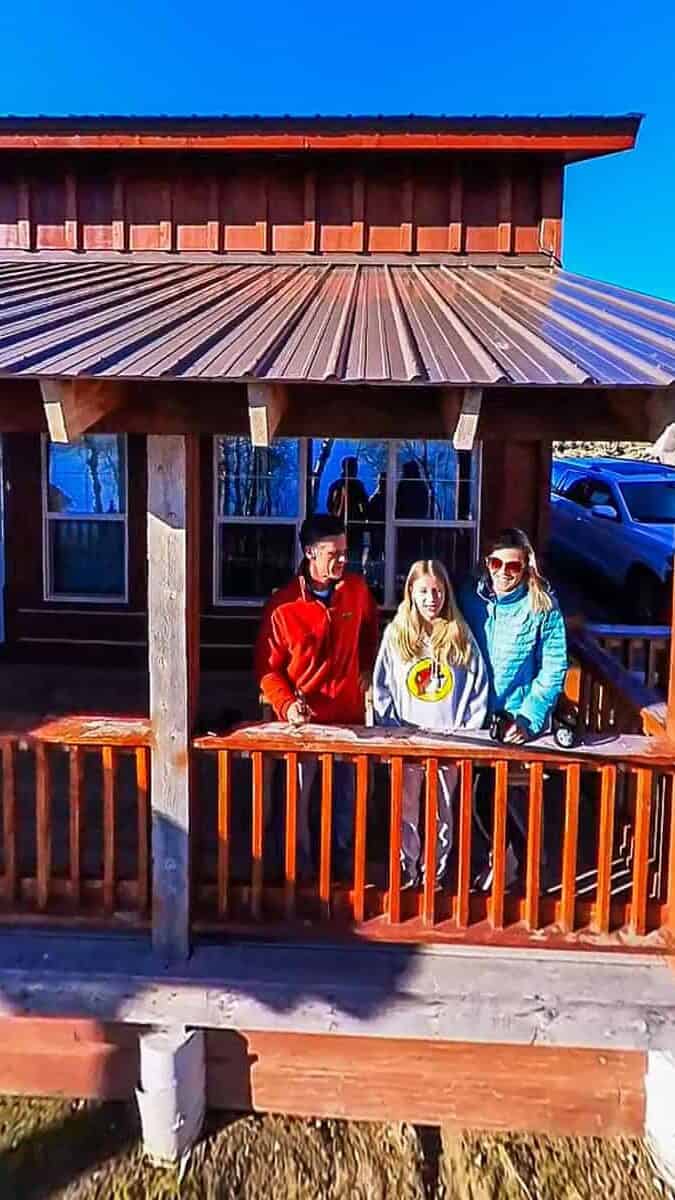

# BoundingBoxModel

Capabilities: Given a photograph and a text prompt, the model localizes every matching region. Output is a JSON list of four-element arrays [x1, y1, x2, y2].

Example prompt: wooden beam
[[0, 1018, 646, 1135], [40, 378, 127, 443], [147, 434, 200, 962], [452, 387, 482, 450], [247, 383, 288, 447]]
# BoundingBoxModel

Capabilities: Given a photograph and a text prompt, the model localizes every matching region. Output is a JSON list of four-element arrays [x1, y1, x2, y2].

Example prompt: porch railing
[[569, 629, 667, 735], [0, 716, 151, 924], [585, 623, 671, 693], [192, 724, 675, 949]]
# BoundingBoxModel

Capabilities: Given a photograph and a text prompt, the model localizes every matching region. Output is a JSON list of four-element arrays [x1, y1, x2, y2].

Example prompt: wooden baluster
[[388, 757, 403, 925], [593, 764, 616, 934], [598, 682, 610, 732], [284, 751, 298, 920], [456, 759, 473, 930], [647, 640, 659, 690], [2, 742, 17, 905], [251, 750, 264, 920], [560, 763, 580, 934], [319, 753, 333, 919], [102, 746, 116, 916], [217, 749, 231, 920], [524, 761, 543, 931], [580, 669, 593, 732], [353, 755, 368, 923], [489, 760, 508, 930], [68, 747, 84, 911], [665, 774, 675, 935], [630, 767, 653, 936], [422, 757, 438, 926], [136, 747, 150, 918], [35, 743, 51, 912]]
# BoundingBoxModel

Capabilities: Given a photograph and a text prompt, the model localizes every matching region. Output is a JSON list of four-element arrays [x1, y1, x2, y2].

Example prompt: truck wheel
[[627, 568, 666, 624]]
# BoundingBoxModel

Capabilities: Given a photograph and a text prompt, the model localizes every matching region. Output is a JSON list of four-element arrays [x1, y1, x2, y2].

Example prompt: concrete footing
[[136, 1027, 205, 1164]]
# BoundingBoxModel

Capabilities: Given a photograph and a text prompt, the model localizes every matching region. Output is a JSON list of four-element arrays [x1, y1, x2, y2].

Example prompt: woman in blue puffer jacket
[[459, 527, 568, 887]]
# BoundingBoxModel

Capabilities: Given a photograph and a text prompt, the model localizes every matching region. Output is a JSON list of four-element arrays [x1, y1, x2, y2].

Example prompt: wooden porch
[[0, 622, 672, 953]]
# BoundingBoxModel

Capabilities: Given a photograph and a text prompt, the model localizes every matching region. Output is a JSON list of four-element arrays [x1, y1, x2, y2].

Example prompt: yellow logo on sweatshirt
[[406, 657, 454, 702]]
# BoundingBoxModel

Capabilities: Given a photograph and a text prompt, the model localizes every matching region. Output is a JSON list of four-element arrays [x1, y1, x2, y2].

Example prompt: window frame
[[212, 435, 482, 608], [41, 433, 129, 604], [212, 436, 308, 608]]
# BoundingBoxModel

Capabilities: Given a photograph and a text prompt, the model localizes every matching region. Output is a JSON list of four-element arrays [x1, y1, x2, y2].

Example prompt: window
[[214, 435, 481, 606], [564, 477, 592, 506], [586, 482, 618, 513], [42, 434, 128, 601], [214, 437, 303, 601], [620, 481, 675, 524]]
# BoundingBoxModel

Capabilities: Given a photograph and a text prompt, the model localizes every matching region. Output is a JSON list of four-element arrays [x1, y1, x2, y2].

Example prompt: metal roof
[[0, 257, 673, 387]]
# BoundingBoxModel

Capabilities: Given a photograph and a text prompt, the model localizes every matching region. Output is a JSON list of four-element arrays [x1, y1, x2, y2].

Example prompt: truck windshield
[[620, 481, 675, 524]]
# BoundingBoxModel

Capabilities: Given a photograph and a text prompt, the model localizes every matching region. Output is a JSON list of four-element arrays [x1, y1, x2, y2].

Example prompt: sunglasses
[[486, 555, 525, 578]]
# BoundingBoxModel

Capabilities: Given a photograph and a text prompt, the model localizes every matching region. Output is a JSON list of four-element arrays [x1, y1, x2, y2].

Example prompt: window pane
[[307, 438, 387, 588], [216, 437, 300, 518], [48, 435, 126, 515], [395, 441, 477, 521], [620, 481, 675, 524], [50, 520, 125, 597], [395, 526, 475, 599], [219, 523, 296, 599]]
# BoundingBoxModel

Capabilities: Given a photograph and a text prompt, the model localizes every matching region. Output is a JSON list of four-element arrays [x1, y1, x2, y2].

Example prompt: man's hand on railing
[[286, 698, 313, 725]]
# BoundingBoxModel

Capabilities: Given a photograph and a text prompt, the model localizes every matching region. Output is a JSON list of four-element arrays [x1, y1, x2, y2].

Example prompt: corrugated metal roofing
[[0, 257, 673, 387]]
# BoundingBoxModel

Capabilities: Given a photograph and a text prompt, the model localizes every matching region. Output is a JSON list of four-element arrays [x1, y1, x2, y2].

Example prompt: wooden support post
[[247, 383, 288, 448], [40, 378, 127, 443], [452, 388, 482, 451], [147, 434, 200, 961]]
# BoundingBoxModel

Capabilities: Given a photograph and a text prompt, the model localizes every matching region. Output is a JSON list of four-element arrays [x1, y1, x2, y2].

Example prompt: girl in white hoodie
[[373, 560, 488, 888]]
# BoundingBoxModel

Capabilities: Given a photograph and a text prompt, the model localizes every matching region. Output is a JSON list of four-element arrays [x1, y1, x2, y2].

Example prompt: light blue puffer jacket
[[459, 577, 568, 737]]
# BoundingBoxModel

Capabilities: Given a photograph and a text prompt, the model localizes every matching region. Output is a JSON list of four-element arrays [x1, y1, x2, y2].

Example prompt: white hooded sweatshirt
[[373, 625, 489, 733]]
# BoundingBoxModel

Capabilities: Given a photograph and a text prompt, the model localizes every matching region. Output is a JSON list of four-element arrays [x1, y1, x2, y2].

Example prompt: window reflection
[[308, 438, 388, 601], [48, 435, 126, 516], [395, 441, 476, 521], [217, 437, 300, 518]]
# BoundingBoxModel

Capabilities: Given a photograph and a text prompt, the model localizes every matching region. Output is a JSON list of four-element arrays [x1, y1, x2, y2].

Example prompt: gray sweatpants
[[402, 762, 457, 878]]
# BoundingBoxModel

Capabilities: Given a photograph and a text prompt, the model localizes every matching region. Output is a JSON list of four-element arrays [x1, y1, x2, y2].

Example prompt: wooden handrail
[[195, 720, 673, 767], [569, 630, 667, 736]]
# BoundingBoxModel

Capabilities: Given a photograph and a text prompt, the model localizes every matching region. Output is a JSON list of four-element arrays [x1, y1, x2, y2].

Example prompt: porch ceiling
[[0, 256, 673, 387]]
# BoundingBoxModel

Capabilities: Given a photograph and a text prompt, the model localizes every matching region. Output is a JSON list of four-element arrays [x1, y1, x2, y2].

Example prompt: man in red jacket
[[255, 513, 379, 878]]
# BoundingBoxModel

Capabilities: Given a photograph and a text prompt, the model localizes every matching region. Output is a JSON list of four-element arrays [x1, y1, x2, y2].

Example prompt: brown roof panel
[[0, 257, 673, 387]]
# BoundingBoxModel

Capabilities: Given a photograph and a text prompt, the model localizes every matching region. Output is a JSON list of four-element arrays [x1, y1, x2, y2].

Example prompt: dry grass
[[438, 1131, 669, 1200], [0, 1095, 671, 1200]]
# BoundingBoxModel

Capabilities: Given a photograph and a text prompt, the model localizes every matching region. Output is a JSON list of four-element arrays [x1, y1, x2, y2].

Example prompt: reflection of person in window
[[326, 456, 369, 563], [367, 471, 387, 557], [395, 459, 430, 519]]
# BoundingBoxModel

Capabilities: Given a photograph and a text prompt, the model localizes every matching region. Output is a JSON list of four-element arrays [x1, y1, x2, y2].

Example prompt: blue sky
[[1, 1, 673, 299]]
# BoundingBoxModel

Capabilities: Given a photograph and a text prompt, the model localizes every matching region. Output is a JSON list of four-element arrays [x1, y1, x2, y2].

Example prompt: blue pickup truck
[[550, 456, 675, 621]]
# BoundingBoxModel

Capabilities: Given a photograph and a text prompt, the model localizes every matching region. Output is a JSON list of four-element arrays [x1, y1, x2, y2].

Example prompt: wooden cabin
[[0, 114, 674, 1140]]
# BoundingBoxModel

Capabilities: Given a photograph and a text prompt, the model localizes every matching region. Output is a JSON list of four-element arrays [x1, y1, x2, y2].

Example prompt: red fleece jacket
[[255, 571, 379, 724]]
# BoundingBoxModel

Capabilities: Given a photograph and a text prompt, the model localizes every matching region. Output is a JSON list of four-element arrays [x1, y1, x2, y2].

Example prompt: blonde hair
[[389, 560, 472, 667], [485, 528, 553, 615]]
